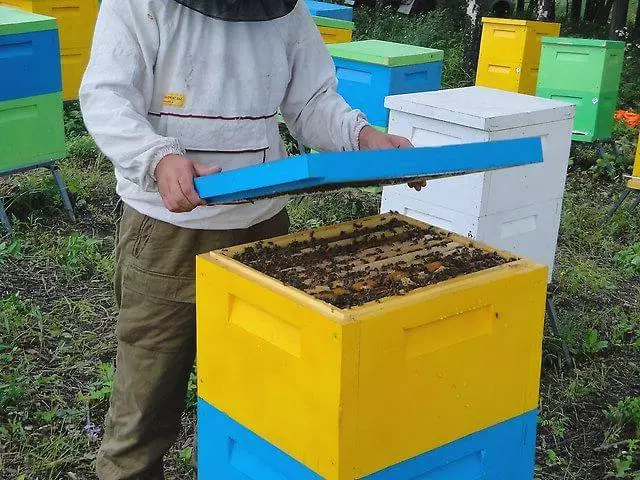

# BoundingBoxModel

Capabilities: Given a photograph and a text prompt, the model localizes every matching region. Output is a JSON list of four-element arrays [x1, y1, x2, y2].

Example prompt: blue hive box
[[0, 7, 62, 102], [305, 0, 353, 21], [198, 399, 537, 480], [194, 137, 543, 204], [328, 40, 444, 128]]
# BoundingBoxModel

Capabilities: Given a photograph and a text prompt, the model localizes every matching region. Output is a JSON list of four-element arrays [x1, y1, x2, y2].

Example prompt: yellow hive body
[[628, 134, 640, 190], [1, 0, 98, 100], [60, 47, 90, 101], [196, 214, 548, 479], [476, 17, 560, 94], [318, 25, 353, 44]]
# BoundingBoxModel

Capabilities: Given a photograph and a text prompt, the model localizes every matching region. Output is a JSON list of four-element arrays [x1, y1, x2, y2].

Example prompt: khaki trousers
[[96, 205, 289, 480]]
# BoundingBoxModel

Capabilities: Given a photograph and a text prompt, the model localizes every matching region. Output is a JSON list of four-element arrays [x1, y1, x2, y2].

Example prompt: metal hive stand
[[0, 160, 75, 235], [546, 294, 573, 366], [603, 183, 640, 224]]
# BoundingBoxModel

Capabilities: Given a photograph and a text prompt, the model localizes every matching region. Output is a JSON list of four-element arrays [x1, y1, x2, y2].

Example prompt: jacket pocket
[[131, 212, 156, 258], [118, 205, 156, 260]]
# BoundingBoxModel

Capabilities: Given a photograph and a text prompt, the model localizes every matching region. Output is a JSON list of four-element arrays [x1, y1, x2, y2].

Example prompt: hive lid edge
[[327, 40, 444, 66], [541, 36, 627, 48], [481, 16, 560, 27], [0, 6, 57, 35], [384, 87, 576, 130], [312, 15, 354, 29]]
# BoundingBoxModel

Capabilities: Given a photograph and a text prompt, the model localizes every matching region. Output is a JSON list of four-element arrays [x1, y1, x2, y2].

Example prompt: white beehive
[[381, 86, 575, 280]]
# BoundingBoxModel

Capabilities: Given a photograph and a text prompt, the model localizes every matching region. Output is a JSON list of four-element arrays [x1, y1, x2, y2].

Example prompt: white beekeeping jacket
[[80, 0, 368, 230]]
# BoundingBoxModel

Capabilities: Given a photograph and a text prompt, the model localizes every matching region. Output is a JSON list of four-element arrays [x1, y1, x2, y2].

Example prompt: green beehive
[[536, 37, 625, 142], [0, 93, 67, 174]]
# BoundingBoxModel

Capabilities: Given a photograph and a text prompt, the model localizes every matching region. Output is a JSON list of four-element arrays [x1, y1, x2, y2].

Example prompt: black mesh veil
[[173, 0, 299, 21]]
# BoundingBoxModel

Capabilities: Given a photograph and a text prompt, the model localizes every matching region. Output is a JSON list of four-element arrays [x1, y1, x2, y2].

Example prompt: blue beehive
[[305, 0, 353, 21], [198, 399, 538, 480], [0, 7, 61, 102], [327, 40, 444, 128]]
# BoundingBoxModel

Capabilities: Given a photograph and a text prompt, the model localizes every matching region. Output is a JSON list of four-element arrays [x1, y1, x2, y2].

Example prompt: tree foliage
[[359, 0, 639, 37]]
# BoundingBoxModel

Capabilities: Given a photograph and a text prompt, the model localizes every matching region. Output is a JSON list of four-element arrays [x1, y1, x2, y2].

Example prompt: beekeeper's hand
[[155, 154, 221, 213], [358, 126, 426, 192]]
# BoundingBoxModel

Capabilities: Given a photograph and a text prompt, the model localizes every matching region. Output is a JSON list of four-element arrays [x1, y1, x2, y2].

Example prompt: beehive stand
[[0, 161, 75, 234], [194, 137, 542, 204]]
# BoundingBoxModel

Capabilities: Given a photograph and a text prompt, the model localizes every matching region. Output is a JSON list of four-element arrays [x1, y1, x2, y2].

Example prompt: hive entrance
[[229, 217, 512, 308]]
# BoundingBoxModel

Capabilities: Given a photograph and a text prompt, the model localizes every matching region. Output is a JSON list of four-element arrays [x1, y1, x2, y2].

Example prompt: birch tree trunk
[[537, 0, 556, 20], [462, 0, 485, 76], [610, 0, 630, 38], [572, 0, 583, 23]]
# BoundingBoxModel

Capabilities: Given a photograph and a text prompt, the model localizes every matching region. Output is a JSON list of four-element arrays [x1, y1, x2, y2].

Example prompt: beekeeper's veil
[[173, 0, 298, 21]]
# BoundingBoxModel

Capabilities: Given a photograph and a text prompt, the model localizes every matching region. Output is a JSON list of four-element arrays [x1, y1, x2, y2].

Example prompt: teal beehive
[[536, 37, 625, 142]]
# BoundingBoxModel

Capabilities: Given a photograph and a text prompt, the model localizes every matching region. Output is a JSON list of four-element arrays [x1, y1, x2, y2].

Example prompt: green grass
[[3, 142, 640, 479]]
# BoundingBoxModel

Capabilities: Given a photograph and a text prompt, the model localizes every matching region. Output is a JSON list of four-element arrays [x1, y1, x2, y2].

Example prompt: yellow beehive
[[196, 214, 547, 480], [0, 0, 98, 100], [628, 134, 640, 190], [476, 17, 560, 95], [318, 25, 352, 44], [59, 47, 90, 101], [313, 16, 353, 44]]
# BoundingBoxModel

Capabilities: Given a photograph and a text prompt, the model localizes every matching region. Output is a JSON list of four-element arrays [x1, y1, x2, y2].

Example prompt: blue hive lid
[[305, 0, 353, 21], [194, 138, 542, 204]]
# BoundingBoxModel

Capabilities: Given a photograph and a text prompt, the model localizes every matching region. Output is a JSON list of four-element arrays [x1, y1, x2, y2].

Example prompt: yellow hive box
[[476, 17, 560, 95], [60, 46, 89, 101], [1, 0, 98, 100], [196, 214, 547, 479], [628, 134, 640, 190], [313, 16, 353, 44], [318, 25, 353, 44]]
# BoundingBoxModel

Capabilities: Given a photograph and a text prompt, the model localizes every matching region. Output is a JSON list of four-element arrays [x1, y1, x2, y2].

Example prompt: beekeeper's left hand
[[358, 126, 427, 192]]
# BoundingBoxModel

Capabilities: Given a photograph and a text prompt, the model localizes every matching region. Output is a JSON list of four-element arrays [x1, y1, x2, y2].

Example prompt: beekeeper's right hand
[[155, 154, 221, 213]]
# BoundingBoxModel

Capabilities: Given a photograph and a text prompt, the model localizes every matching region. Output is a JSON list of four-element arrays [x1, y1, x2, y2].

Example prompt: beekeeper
[[80, 0, 415, 478]]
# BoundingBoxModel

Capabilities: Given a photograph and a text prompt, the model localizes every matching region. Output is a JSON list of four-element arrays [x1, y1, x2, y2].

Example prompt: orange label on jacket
[[163, 93, 185, 108]]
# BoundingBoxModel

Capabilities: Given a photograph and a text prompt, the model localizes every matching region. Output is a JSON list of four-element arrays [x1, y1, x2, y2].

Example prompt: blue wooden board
[[305, 0, 353, 21], [194, 137, 543, 204], [198, 398, 537, 479]]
